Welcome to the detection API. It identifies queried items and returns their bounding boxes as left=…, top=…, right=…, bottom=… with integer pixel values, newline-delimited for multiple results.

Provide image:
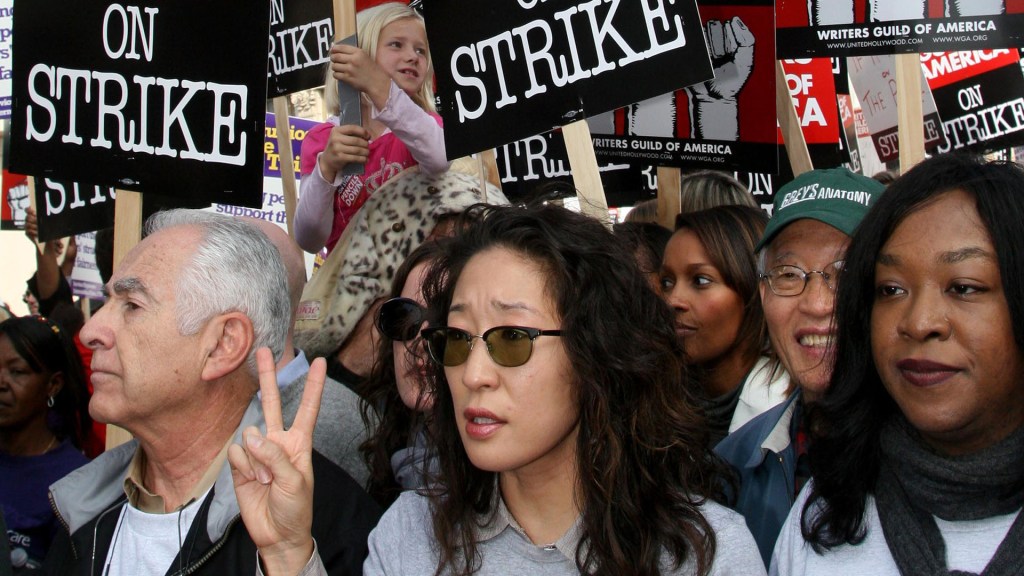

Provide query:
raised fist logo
left=685, top=17, right=755, bottom=141
left=7, top=183, right=29, bottom=228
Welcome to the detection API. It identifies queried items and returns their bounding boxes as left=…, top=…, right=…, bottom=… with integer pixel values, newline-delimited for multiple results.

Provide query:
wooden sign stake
left=775, top=60, right=813, bottom=177
left=562, top=120, right=610, bottom=228
left=105, top=189, right=143, bottom=449
left=477, top=148, right=503, bottom=197
left=334, top=0, right=356, bottom=42
left=656, top=167, right=681, bottom=229
left=272, top=97, right=299, bottom=237
left=895, top=53, right=925, bottom=172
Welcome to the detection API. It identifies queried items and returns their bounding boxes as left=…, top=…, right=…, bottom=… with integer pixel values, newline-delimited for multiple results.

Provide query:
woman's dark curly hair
left=357, top=241, right=444, bottom=506
left=421, top=203, right=732, bottom=576
left=1, top=315, right=93, bottom=449
left=802, top=154, right=1024, bottom=550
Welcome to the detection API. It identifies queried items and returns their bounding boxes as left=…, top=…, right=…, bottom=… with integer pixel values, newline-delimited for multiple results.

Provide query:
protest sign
left=25, top=114, right=309, bottom=243
left=922, top=49, right=1024, bottom=153
left=211, top=113, right=314, bottom=222
left=32, top=180, right=208, bottom=243
left=423, top=0, right=713, bottom=159
left=734, top=169, right=783, bottom=213
left=0, top=0, right=11, bottom=119
left=1, top=168, right=27, bottom=230
left=849, top=54, right=945, bottom=163
left=776, top=0, right=1024, bottom=58
left=268, top=0, right=335, bottom=96
left=837, top=93, right=863, bottom=173
left=832, top=57, right=861, bottom=171
left=208, top=113, right=318, bottom=275
left=586, top=0, right=777, bottom=173
left=34, top=180, right=116, bottom=242
left=781, top=58, right=846, bottom=167
left=9, top=0, right=270, bottom=207
left=496, top=130, right=657, bottom=208
left=70, top=231, right=105, bottom=301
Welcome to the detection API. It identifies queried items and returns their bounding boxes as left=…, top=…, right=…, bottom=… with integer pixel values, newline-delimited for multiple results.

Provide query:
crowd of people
left=2, top=3, right=1023, bottom=576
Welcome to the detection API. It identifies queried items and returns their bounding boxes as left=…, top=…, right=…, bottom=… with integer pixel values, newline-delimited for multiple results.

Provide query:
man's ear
left=200, top=312, right=254, bottom=381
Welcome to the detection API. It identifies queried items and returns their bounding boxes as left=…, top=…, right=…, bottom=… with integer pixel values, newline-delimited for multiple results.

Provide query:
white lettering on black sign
left=24, top=4, right=248, bottom=167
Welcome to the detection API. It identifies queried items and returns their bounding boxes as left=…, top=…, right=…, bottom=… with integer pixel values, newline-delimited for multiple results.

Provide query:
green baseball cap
left=756, top=168, right=885, bottom=251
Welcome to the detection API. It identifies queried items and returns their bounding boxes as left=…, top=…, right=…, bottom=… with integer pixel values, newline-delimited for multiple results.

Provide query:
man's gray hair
left=145, top=209, right=290, bottom=374
left=756, top=248, right=768, bottom=276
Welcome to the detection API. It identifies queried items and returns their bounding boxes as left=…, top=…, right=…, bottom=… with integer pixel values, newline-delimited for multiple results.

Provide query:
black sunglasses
left=375, top=297, right=426, bottom=342
left=421, top=326, right=562, bottom=368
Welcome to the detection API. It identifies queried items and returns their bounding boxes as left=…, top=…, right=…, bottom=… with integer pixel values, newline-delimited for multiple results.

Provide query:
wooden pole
left=562, top=120, right=610, bottom=227
left=477, top=148, right=503, bottom=193
left=656, top=167, right=681, bottom=229
left=895, top=53, right=926, bottom=172
left=775, top=60, right=813, bottom=176
left=104, top=189, right=143, bottom=450
left=26, top=177, right=44, bottom=254
left=272, top=97, right=298, bottom=237
left=334, top=0, right=356, bottom=38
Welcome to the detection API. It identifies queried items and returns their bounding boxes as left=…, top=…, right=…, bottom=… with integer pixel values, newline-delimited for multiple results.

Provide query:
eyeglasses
left=421, top=326, right=562, bottom=368
left=760, top=260, right=844, bottom=297
left=375, top=297, right=426, bottom=342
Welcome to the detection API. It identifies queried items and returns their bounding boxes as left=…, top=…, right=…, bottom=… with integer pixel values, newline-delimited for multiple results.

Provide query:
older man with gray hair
left=45, top=209, right=380, bottom=575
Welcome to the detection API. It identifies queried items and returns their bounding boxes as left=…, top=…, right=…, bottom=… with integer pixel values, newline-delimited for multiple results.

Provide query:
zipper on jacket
left=778, top=454, right=796, bottom=505
left=174, top=514, right=241, bottom=575
left=48, top=491, right=78, bottom=560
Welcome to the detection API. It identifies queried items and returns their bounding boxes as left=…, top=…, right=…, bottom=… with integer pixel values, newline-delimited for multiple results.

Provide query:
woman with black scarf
left=771, top=153, right=1024, bottom=576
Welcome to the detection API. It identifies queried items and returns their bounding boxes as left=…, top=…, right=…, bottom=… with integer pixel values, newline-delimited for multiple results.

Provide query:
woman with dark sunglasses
left=358, top=241, right=444, bottom=506
left=363, top=203, right=764, bottom=575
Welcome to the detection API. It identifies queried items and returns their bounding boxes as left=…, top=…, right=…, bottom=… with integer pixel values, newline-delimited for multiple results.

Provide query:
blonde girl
left=294, top=3, right=448, bottom=254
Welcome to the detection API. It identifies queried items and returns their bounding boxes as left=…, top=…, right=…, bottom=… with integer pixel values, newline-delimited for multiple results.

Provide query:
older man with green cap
left=715, top=167, right=886, bottom=567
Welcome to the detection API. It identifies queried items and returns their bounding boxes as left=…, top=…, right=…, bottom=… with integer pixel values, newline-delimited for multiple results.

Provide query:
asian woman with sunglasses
left=363, top=203, right=764, bottom=575
left=358, top=241, right=444, bottom=506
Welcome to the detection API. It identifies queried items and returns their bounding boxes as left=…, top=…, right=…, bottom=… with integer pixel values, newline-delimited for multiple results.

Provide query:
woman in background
left=660, top=206, right=787, bottom=446
left=359, top=242, right=442, bottom=505
left=0, top=316, right=91, bottom=570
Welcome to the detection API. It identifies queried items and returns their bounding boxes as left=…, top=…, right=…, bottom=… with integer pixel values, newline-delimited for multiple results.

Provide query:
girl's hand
left=330, top=43, right=391, bottom=110
left=318, top=124, right=370, bottom=182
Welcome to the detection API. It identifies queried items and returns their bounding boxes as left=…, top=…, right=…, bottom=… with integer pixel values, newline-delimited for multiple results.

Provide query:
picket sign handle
left=562, top=120, right=610, bottom=228
left=26, top=177, right=45, bottom=255
left=895, top=53, right=926, bottom=172
left=272, top=97, right=299, bottom=237
left=476, top=148, right=503, bottom=203
left=775, top=60, right=813, bottom=177
left=104, top=189, right=143, bottom=450
left=656, top=167, right=681, bottom=230
left=335, top=0, right=356, bottom=38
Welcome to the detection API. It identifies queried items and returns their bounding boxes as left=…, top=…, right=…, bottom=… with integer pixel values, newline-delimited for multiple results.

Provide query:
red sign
left=781, top=58, right=841, bottom=144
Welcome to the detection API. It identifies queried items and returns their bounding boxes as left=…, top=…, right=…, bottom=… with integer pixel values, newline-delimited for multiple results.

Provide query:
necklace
left=38, top=436, right=57, bottom=455
left=0, top=435, right=57, bottom=457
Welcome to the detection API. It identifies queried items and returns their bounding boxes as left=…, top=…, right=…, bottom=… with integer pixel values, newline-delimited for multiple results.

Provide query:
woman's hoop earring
left=47, top=395, right=55, bottom=408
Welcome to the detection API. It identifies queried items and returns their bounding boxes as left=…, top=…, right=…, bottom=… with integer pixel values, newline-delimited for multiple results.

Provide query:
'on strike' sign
left=9, top=1, right=269, bottom=208
left=424, top=0, right=713, bottom=159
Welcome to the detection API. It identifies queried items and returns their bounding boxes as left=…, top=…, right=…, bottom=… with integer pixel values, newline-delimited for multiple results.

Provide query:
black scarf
left=700, top=380, right=743, bottom=448
left=875, top=415, right=1024, bottom=576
